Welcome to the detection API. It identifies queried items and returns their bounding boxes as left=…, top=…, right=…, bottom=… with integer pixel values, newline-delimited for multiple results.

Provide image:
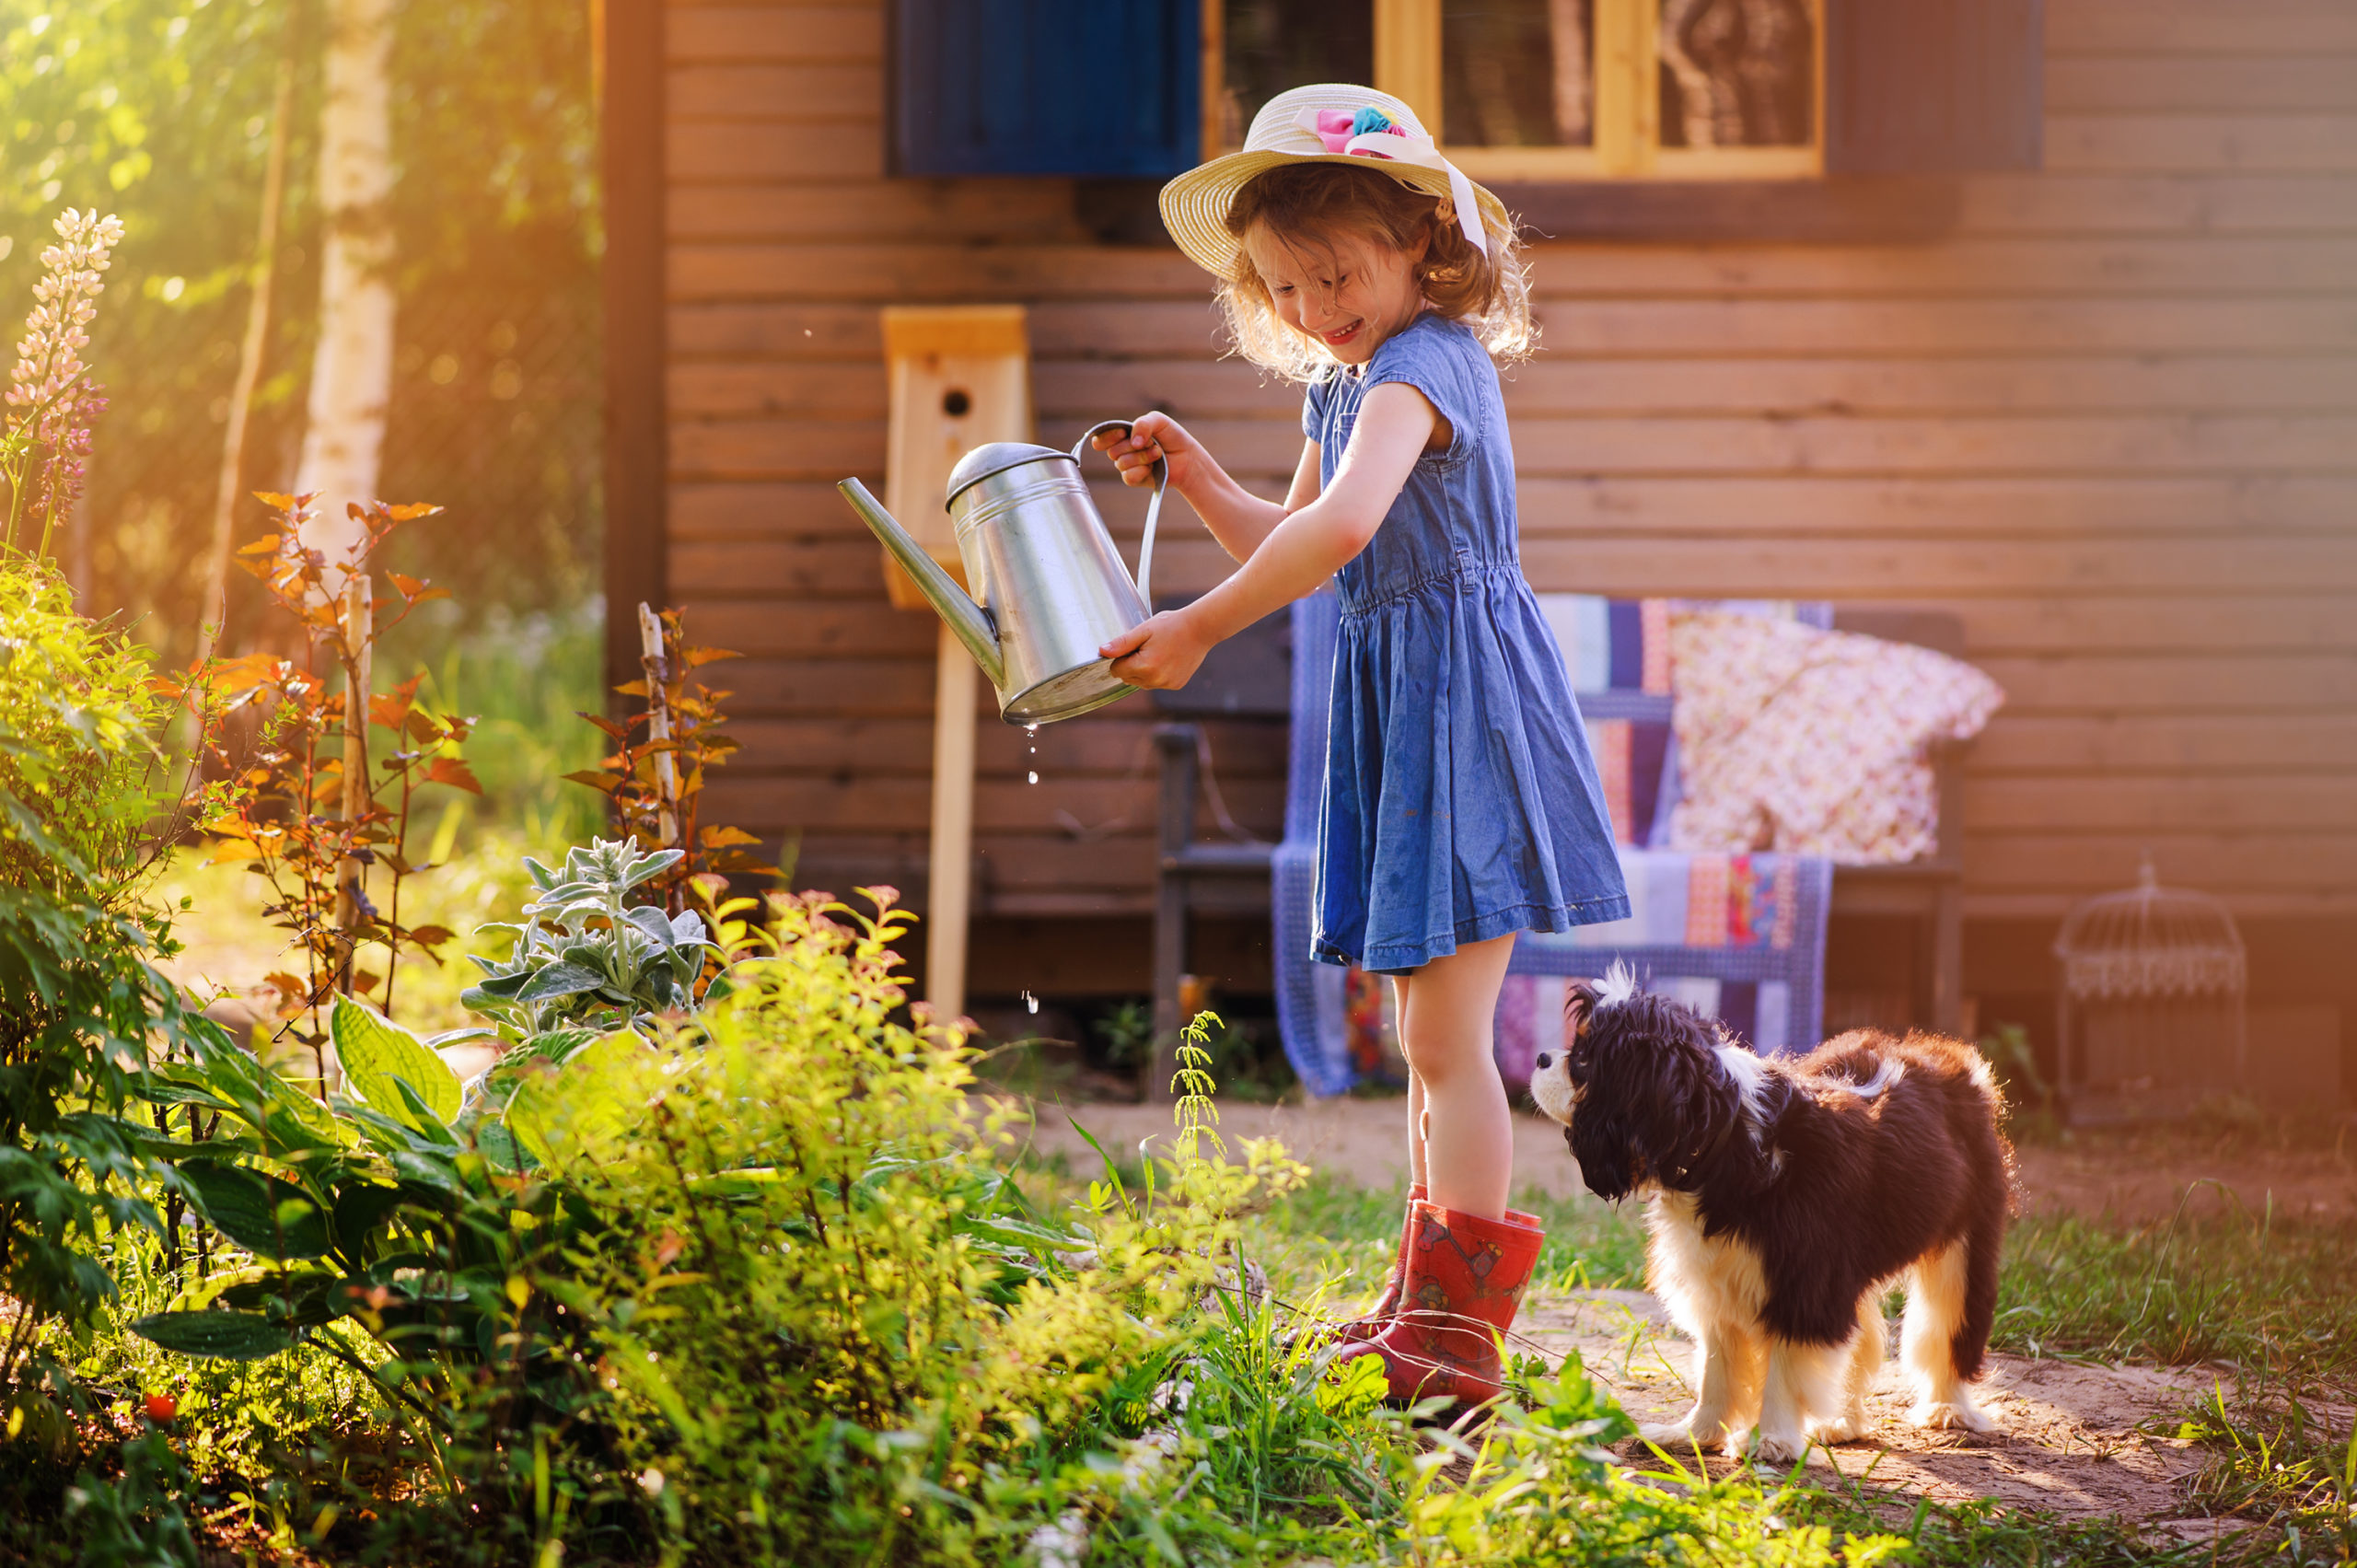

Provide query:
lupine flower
left=6, top=208, right=122, bottom=419
left=5, top=208, right=122, bottom=547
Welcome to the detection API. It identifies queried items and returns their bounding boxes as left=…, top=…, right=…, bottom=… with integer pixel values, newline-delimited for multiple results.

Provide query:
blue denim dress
left=1306, top=314, right=1630, bottom=972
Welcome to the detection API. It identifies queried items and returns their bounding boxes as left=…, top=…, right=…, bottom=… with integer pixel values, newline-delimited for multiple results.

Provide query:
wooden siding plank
left=1971, top=654, right=2357, bottom=713
left=668, top=64, right=877, bottom=120
left=1529, top=299, right=2357, bottom=356
left=719, top=714, right=1286, bottom=776
left=2046, top=2, right=2357, bottom=57
left=1504, top=412, right=2357, bottom=477
left=2046, top=56, right=2357, bottom=115
left=1956, top=174, right=2357, bottom=237
left=1969, top=714, right=2357, bottom=773
left=668, top=236, right=2357, bottom=302
left=1843, top=595, right=2357, bottom=656
left=1967, top=776, right=2357, bottom=830
left=1963, top=835, right=2357, bottom=899
left=700, top=776, right=1285, bottom=834
left=668, top=180, right=1085, bottom=242
left=1515, top=538, right=2357, bottom=596
left=668, top=296, right=2357, bottom=361
left=1039, top=354, right=2357, bottom=421
left=1504, top=476, right=2357, bottom=537
left=668, top=122, right=882, bottom=181
left=1008, top=411, right=2357, bottom=483
left=666, top=6, right=879, bottom=64
left=2042, top=114, right=2357, bottom=176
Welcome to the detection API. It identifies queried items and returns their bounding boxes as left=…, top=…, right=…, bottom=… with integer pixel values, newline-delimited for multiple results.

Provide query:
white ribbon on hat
left=1295, top=110, right=1490, bottom=258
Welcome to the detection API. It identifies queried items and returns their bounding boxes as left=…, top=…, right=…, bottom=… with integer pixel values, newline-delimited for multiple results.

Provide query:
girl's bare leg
left=1389, top=933, right=1516, bottom=1220
left=1400, top=1040, right=1428, bottom=1190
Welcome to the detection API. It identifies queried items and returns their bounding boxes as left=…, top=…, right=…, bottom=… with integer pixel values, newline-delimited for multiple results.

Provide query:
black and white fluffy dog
left=1527, top=965, right=2013, bottom=1462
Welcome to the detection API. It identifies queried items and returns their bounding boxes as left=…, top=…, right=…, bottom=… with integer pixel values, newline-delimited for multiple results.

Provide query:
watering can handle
left=1074, top=419, right=1167, bottom=607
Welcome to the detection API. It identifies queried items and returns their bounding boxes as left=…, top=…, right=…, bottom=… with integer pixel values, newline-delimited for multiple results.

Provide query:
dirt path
left=1516, top=1289, right=2224, bottom=1534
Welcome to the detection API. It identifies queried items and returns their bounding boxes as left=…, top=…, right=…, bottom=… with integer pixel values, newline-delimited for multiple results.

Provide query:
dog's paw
left=1637, top=1420, right=1698, bottom=1447
left=1909, top=1399, right=1994, bottom=1434
left=1751, top=1429, right=1810, bottom=1465
left=1806, top=1410, right=1867, bottom=1444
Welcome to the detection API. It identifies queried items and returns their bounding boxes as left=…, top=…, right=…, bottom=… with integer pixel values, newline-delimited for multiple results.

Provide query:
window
left=1209, top=0, right=1825, bottom=180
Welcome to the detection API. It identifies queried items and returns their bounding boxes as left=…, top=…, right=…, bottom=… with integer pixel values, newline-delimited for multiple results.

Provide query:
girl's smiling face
left=1243, top=220, right=1429, bottom=366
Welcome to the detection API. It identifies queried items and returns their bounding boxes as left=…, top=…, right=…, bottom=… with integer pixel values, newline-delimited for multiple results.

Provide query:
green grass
left=1993, top=1202, right=2357, bottom=1386
left=1019, top=1137, right=2357, bottom=1567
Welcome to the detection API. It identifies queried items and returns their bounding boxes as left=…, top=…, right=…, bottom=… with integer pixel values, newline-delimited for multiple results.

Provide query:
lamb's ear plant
left=458, top=838, right=717, bottom=1113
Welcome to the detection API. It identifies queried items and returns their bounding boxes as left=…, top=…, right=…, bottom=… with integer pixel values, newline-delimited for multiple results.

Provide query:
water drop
left=1027, top=770, right=1039, bottom=785
left=1024, top=991, right=1039, bottom=1015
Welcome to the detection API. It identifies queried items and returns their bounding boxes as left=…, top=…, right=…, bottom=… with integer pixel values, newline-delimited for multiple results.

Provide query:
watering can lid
left=945, top=441, right=1074, bottom=508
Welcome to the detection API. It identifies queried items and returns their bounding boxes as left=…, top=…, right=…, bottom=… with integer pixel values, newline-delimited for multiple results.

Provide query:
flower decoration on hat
left=1309, top=106, right=1409, bottom=156
left=1292, top=104, right=1490, bottom=259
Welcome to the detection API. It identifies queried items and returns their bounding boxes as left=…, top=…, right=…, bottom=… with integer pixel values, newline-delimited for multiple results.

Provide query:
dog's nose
left=1534, top=1052, right=1551, bottom=1071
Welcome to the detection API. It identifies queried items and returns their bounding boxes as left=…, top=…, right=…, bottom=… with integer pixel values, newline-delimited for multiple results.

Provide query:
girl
left=1095, top=85, right=1631, bottom=1409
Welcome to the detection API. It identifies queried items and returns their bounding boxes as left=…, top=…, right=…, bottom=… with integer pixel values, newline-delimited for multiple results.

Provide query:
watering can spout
left=837, top=479, right=1005, bottom=688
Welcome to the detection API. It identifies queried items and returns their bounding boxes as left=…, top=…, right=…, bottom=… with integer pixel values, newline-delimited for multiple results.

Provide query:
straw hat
left=1159, top=83, right=1511, bottom=277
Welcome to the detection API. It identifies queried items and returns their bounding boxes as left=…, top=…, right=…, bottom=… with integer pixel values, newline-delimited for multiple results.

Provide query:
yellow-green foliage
left=515, top=890, right=1294, bottom=1564
left=0, top=557, right=192, bottom=1397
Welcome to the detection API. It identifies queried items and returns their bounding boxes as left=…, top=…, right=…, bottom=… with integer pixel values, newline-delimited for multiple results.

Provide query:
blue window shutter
left=894, top=0, right=1202, bottom=178
left=1825, top=0, right=2043, bottom=174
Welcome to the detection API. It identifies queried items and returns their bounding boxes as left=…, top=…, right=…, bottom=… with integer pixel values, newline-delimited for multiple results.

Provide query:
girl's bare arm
left=1100, top=383, right=1434, bottom=689
left=1093, top=414, right=1319, bottom=563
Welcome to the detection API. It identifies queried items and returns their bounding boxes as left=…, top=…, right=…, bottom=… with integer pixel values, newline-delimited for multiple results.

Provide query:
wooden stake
left=637, top=601, right=679, bottom=848
left=331, top=570, right=371, bottom=1083
left=926, top=622, right=976, bottom=1023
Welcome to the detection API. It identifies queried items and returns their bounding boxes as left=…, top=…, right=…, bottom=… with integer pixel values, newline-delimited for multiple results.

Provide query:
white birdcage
left=2053, top=855, right=2247, bottom=1121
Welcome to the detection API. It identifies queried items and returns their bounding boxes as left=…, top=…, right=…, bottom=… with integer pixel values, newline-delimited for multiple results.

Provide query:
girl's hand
left=1091, top=412, right=1203, bottom=494
left=1100, top=609, right=1211, bottom=691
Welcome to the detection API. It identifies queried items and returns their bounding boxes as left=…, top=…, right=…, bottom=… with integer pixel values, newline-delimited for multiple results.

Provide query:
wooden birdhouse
left=880, top=305, right=1031, bottom=610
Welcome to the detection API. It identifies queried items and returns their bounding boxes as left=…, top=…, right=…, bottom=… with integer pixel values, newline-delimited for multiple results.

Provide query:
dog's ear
left=1564, top=980, right=1597, bottom=1040
left=1638, top=1014, right=1741, bottom=1190
left=1564, top=1005, right=1642, bottom=1200
left=1567, top=1098, right=1638, bottom=1202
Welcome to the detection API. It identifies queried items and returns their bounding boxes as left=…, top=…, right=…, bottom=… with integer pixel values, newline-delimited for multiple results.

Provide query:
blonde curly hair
left=1213, top=161, right=1535, bottom=383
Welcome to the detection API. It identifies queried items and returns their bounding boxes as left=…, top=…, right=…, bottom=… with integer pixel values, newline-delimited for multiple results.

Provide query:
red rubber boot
left=1334, top=1202, right=1546, bottom=1411
left=1330, top=1187, right=1543, bottom=1345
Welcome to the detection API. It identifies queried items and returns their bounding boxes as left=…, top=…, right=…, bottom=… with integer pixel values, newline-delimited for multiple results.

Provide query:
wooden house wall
left=656, top=0, right=2357, bottom=952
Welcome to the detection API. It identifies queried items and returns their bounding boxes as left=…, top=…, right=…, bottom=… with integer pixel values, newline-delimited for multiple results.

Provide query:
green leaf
left=395, top=1078, right=459, bottom=1146
left=621, top=849, right=684, bottom=889
left=332, top=998, right=461, bottom=1131
left=504, top=1029, right=641, bottom=1170
left=131, top=1310, right=295, bottom=1361
left=175, top=1160, right=330, bottom=1260
left=515, top=961, right=604, bottom=1005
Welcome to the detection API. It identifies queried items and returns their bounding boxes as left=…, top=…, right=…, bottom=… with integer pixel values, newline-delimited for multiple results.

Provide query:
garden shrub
left=514, top=889, right=1295, bottom=1566
left=0, top=556, right=195, bottom=1409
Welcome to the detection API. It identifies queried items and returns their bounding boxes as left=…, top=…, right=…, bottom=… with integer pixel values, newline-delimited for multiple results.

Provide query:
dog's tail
left=1950, top=1136, right=2010, bottom=1381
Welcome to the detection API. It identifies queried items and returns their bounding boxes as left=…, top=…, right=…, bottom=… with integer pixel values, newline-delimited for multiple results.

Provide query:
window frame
left=1203, top=0, right=1827, bottom=180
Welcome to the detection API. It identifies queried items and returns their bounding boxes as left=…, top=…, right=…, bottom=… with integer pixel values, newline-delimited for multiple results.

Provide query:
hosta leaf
left=331, top=999, right=462, bottom=1131
left=516, top=962, right=604, bottom=1005
left=131, top=1310, right=295, bottom=1361
left=175, top=1161, right=330, bottom=1260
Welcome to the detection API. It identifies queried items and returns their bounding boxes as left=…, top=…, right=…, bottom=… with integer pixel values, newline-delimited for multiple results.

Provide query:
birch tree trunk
left=296, top=0, right=397, bottom=583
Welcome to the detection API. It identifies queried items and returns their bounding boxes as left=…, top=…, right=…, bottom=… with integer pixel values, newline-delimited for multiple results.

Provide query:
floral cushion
left=1666, top=610, right=2003, bottom=865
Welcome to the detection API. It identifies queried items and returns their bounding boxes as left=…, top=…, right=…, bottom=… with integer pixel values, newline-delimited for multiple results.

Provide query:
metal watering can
left=837, top=420, right=1166, bottom=725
